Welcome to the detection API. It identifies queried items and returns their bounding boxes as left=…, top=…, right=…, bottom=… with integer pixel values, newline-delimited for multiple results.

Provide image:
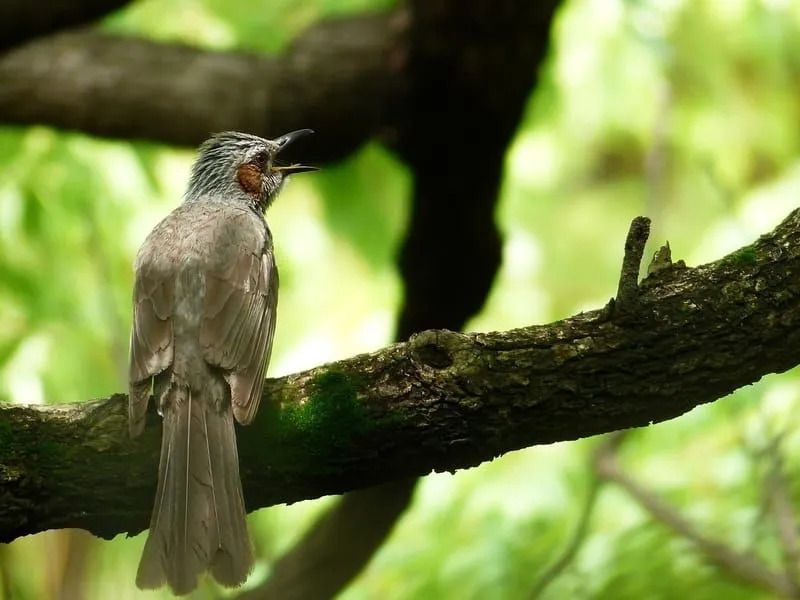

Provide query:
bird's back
left=134, top=201, right=268, bottom=389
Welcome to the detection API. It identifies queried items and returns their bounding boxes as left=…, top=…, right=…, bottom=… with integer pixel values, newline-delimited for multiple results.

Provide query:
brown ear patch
left=236, top=163, right=261, bottom=198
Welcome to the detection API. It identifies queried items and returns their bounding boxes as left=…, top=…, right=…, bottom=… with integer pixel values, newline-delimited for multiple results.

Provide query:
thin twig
left=763, top=432, right=800, bottom=597
left=529, top=468, right=604, bottom=598
left=615, top=216, right=651, bottom=314
left=595, top=433, right=794, bottom=597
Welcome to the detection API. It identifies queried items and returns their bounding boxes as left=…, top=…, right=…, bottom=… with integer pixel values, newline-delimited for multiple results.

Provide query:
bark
left=2, top=208, right=799, bottom=543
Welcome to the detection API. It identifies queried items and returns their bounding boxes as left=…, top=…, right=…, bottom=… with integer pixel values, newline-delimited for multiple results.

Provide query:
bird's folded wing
left=129, top=254, right=175, bottom=435
left=201, top=243, right=277, bottom=426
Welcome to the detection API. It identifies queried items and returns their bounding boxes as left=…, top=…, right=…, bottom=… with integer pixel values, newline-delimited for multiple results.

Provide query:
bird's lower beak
left=273, top=129, right=318, bottom=174
left=272, top=164, right=319, bottom=174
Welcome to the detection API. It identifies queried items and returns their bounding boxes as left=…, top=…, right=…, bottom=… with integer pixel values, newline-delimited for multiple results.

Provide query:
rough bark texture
left=2, top=208, right=799, bottom=544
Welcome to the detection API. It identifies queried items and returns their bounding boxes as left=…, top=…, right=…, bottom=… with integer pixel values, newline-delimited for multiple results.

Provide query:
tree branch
left=393, top=0, right=561, bottom=334
left=529, top=466, right=603, bottom=598
left=2, top=209, right=800, bottom=543
left=0, top=13, right=404, bottom=159
left=763, top=432, right=800, bottom=596
left=614, top=216, right=651, bottom=314
left=595, top=432, right=795, bottom=597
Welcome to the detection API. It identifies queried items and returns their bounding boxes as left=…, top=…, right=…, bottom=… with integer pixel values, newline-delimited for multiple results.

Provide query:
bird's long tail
left=136, top=381, right=253, bottom=595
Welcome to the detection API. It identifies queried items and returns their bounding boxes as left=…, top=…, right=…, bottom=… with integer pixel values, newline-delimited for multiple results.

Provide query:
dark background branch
left=0, top=0, right=132, bottom=52
left=394, top=0, right=561, bottom=334
left=529, top=468, right=602, bottom=598
left=2, top=208, right=799, bottom=545
left=0, top=13, right=402, bottom=160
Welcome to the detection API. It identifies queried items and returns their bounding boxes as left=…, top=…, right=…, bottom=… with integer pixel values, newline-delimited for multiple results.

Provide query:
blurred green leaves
left=314, top=143, right=410, bottom=272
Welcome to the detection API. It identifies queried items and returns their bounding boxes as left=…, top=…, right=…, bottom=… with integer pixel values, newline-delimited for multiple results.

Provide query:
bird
left=128, top=130, right=316, bottom=595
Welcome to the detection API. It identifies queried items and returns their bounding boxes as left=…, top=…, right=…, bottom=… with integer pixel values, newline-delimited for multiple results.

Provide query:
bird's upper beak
left=272, top=129, right=318, bottom=174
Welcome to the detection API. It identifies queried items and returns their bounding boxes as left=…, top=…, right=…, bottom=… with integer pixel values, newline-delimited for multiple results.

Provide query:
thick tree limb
left=0, top=14, right=403, bottom=160
left=2, top=208, right=799, bottom=543
left=0, top=0, right=132, bottom=52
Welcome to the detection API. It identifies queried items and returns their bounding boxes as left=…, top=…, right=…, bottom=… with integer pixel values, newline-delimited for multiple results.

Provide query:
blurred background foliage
left=1, top=0, right=800, bottom=598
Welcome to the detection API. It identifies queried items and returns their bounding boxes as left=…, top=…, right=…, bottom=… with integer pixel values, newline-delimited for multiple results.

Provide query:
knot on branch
left=408, top=329, right=460, bottom=369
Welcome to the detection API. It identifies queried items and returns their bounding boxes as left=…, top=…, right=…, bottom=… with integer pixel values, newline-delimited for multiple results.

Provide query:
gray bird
left=128, top=130, right=316, bottom=595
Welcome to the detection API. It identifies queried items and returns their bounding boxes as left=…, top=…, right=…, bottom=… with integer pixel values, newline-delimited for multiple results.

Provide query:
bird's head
left=185, top=130, right=317, bottom=211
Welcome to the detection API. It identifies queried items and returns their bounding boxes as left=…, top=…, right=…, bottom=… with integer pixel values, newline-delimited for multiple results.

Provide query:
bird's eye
left=252, top=150, right=269, bottom=169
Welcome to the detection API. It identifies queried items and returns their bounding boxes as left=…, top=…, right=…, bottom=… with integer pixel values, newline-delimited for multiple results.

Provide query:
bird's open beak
left=273, top=129, right=318, bottom=174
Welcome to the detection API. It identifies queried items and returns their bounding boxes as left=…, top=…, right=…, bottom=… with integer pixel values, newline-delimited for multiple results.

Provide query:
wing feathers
left=129, top=269, right=175, bottom=436
left=202, top=249, right=277, bottom=425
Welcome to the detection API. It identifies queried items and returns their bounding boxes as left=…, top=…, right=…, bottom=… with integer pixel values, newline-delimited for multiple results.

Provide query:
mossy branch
left=2, top=209, right=800, bottom=543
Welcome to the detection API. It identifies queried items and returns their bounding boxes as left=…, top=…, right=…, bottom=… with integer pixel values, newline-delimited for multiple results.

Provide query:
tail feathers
left=136, top=383, right=253, bottom=595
